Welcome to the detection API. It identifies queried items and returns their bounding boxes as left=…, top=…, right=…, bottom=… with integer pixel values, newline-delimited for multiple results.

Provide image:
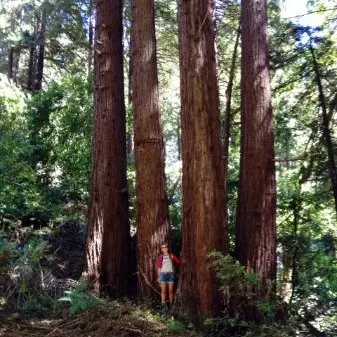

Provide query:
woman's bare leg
left=168, top=283, right=174, bottom=305
left=160, top=283, right=167, bottom=304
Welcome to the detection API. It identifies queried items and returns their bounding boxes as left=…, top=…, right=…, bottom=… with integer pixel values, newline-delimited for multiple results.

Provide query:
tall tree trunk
left=86, top=0, right=130, bottom=298
left=309, top=43, right=337, bottom=216
left=126, top=132, right=133, bottom=156
left=27, top=43, right=36, bottom=91
left=12, top=48, right=20, bottom=84
left=130, top=0, right=169, bottom=299
left=175, top=0, right=227, bottom=324
left=34, top=12, right=46, bottom=91
left=235, top=0, right=276, bottom=295
left=8, top=48, right=14, bottom=80
left=27, top=18, right=38, bottom=92
left=280, top=245, right=293, bottom=301
left=8, top=9, right=18, bottom=82
left=289, top=194, right=301, bottom=304
left=11, top=7, right=22, bottom=84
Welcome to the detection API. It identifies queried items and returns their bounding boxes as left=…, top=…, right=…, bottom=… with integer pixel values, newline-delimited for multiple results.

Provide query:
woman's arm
left=171, top=253, right=181, bottom=265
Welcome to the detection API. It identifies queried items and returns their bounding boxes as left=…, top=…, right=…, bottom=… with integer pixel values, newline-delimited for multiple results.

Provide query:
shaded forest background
left=0, top=0, right=336, bottom=336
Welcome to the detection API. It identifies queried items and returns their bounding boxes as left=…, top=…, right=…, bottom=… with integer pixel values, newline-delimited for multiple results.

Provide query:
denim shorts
left=160, top=272, right=175, bottom=284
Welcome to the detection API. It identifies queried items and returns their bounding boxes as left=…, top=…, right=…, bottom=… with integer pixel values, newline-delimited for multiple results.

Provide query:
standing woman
left=157, top=242, right=180, bottom=309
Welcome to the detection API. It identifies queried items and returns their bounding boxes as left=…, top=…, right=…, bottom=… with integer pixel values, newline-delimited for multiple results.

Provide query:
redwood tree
left=235, top=0, right=276, bottom=293
left=130, top=0, right=169, bottom=298
left=175, top=0, right=227, bottom=323
left=86, top=0, right=130, bottom=297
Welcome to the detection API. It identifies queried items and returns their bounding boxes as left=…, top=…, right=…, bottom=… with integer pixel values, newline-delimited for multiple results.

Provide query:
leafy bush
left=166, top=317, right=185, bottom=332
left=206, top=252, right=294, bottom=337
left=22, top=294, right=58, bottom=316
left=59, top=277, right=116, bottom=316
left=1, top=234, right=116, bottom=318
left=0, top=76, right=43, bottom=223
left=0, top=235, right=54, bottom=313
left=59, top=277, right=96, bottom=315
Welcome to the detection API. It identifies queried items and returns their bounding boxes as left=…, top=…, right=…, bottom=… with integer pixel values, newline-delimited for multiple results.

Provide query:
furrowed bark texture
left=235, top=0, right=277, bottom=290
left=130, top=0, right=169, bottom=299
left=176, top=0, right=227, bottom=323
left=86, top=0, right=130, bottom=297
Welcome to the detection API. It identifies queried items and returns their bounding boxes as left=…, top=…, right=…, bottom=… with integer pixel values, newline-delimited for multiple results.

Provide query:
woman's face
left=161, top=244, right=168, bottom=254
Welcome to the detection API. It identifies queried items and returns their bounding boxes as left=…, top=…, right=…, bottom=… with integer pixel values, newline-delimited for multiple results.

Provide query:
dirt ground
left=0, top=222, right=198, bottom=336
left=0, top=301, right=199, bottom=337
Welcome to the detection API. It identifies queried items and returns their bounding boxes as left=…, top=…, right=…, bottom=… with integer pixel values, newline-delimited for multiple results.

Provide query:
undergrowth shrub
left=60, top=277, right=96, bottom=315
left=206, top=252, right=294, bottom=337
left=0, top=234, right=61, bottom=316
left=1, top=230, right=116, bottom=317
left=59, top=277, right=117, bottom=315
left=166, top=317, right=185, bottom=333
left=22, top=294, right=58, bottom=316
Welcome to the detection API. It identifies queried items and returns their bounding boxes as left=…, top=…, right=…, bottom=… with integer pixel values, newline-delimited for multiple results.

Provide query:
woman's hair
left=160, top=242, right=172, bottom=262
left=160, top=242, right=170, bottom=255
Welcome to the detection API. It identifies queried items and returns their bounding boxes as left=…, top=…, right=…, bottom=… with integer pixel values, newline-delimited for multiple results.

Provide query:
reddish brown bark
left=235, top=0, right=276, bottom=292
left=175, top=0, right=227, bottom=324
left=86, top=0, right=130, bottom=297
left=130, top=0, right=169, bottom=299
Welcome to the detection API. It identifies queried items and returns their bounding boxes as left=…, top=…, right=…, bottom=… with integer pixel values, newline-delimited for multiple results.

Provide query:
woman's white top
left=161, top=255, right=173, bottom=273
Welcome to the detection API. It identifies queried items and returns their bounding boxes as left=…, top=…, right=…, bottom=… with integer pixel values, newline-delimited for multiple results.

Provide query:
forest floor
left=0, top=300, right=200, bottom=337
left=0, top=221, right=327, bottom=337
left=0, top=222, right=200, bottom=336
